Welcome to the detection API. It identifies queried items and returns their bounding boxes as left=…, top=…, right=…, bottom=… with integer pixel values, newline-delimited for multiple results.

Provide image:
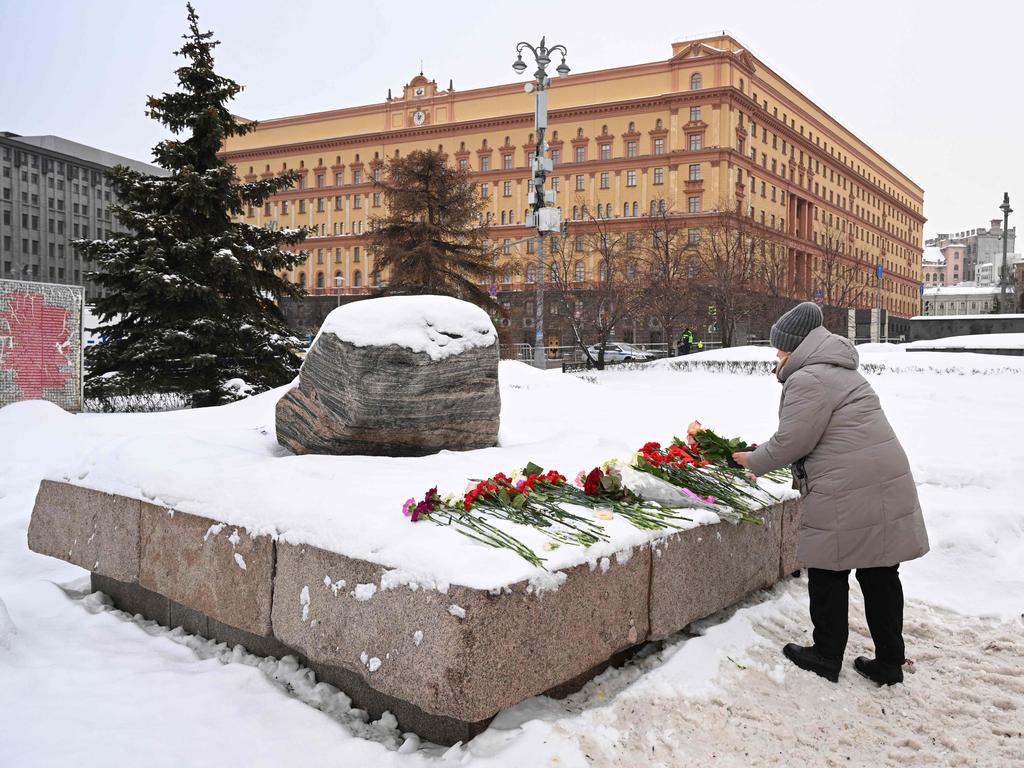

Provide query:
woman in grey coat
left=733, top=302, right=929, bottom=686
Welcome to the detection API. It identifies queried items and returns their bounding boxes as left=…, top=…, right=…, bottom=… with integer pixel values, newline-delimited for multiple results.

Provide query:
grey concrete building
left=926, top=220, right=1016, bottom=284
left=1, top=132, right=165, bottom=301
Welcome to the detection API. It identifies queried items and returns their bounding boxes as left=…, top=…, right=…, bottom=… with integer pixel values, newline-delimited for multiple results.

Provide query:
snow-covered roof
left=922, top=246, right=945, bottom=265
left=912, top=313, right=1024, bottom=320
left=942, top=243, right=966, bottom=249
left=906, top=333, right=1024, bottom=350
left=923, top=285, right=1001, bottom=296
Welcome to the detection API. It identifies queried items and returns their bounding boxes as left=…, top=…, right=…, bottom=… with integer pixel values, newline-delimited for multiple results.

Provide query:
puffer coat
left=747, top=327, right=929, bottom=570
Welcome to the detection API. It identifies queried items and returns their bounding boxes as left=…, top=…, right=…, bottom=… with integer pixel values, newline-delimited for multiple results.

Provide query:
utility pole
left=513, top=37, right=570, bottom=369
left=999, top=192, right=1013, bottom=314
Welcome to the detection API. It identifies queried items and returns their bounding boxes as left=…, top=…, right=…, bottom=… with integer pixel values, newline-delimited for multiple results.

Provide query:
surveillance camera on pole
left=512, top=36, right=570, bottom=369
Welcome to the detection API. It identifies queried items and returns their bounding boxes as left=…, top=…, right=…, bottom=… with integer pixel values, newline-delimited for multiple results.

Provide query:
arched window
left=626, top=260, right=637, bottom=279
left=373, top=271, right=381, bottom=288
left=624, top=202, right=630, bottom=217
left=632, top=202, right=639, bottom=217
left=334, top=270, right=343, bottom=288
left=572, top=205, right=579, bottom=220
left=298, top=272, right=307, bottom=288
left=526, top=263, right=536, bottom=283
left=316, top=272, right=325, bottom=288
left=690, top=72, right=702, bottom=90
left=509, top=209, right=514, bottom=223
left=501, top=211, right=507, bottom=225
left=739, top=77, right=745, bottom=92
left=550, top=262, right=558, bottom=282
left=353, top=270, right=362, bottom=288
left=577, top=127, right=584, bottom=138
left=688, top=256, right=700, bottom=278
left=574, top=260, right=585, bottom=282
left=628, top=121, right=636, bottom=132
left=650, top=200, right=657, bottom=216
left=605, top=203, right=612, bottom=218
left=599, top=260, right=608, bottom=281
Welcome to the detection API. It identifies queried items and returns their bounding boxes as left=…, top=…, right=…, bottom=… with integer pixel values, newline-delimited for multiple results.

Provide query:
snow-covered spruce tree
left=75, top=3, right=307, bottom=409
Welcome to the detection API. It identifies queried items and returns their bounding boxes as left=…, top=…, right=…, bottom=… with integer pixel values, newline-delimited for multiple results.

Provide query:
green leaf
left=524, top=462, right=544, bottom=476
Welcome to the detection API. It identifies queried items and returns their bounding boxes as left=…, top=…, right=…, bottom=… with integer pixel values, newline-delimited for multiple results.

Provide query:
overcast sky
left=1, top=0, right=1020, bottom=241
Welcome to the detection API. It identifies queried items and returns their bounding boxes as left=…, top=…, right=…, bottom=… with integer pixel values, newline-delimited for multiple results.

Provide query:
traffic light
left=560, top=220, right=569, bottom=240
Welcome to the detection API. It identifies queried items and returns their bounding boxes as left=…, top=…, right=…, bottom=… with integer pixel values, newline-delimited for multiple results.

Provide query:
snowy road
left=1, top=347, right=1022, bottom=767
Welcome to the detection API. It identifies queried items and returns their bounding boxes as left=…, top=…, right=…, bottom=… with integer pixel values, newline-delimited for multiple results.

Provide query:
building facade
left=921, top=242, right=966, bottom=286
left=0, top=133, right=164, bottom=302
left=921, top=284, right=1002, bottom=316
left=221, top=35, right=926, bottom=339
left=926, top=221, right=1015, bottom=284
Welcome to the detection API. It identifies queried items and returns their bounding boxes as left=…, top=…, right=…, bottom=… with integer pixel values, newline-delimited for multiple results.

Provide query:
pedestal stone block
left=648, top=505, right=783, bottom=640
left=139, top=504, right=275, bottom=637
left=28, top=480, right=140, bottom=581
left=271, top=542, right=651, bottom=723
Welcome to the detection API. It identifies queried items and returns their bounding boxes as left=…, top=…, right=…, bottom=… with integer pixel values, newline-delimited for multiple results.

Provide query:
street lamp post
left=335, top=274, right=344, bottom=308
left=998, top=192, right=1013, bottom=313
left=512, top=37, right=570, bottom=369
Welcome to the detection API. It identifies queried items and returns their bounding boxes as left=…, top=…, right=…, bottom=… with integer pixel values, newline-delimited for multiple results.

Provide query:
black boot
left=854, top=656, right=903, bottom=686
left=783, top=643, right=841, bottom=682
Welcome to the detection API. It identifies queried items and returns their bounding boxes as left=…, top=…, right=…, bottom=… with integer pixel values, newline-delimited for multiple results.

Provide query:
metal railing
left=500, top=340, right=731, bottom=369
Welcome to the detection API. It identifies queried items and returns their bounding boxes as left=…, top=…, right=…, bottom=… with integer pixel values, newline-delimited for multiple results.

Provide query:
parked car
left=586, top=342, right=654, bottom=362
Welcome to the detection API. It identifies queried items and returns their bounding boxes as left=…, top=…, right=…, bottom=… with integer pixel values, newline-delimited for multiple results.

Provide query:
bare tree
left=639, top=197, right=695, bottom=351
left=543, top=201, right=645, bottom=368
left=815, top=220, right=869, bottom=310
left=690, top=202, right=771, bottom=348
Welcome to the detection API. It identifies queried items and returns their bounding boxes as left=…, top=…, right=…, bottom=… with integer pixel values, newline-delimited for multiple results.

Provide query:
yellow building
left=221, top=34, right=925, bottom=319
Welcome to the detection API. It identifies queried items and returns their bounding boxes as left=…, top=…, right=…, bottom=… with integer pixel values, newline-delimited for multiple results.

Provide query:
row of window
left=1, top=260, right=83, bottom=282
left=0, top=147, right=109, bottom=187
left=2, top=228, right=109, bottom=254
left=296, top=269, right=377, bottom=290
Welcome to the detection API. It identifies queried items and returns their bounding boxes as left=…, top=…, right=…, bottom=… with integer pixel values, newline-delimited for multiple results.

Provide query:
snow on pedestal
left=276, top=295, right=500, bottom=456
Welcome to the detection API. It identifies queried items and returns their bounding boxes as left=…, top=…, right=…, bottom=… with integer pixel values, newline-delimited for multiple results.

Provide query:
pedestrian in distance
left=732, top=302, right=929, bottom=686
left=678, top=327, right=694, bottom=356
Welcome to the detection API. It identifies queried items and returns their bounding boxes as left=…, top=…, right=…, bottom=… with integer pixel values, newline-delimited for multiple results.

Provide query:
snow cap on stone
left=319, top=295, right=496, bottom=361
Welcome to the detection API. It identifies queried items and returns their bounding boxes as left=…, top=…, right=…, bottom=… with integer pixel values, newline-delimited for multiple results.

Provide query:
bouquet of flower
left=631, top=440, right=765, bottom=523
left=683, top=421, right=790, bottom=481
left=402, top=486, right=547, bottom=567
left=461, top=465, right=609, bottom=549
left=572, top=464, right=695, bottom=531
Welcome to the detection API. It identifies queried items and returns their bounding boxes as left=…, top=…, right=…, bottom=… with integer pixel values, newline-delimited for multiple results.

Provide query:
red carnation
left=583, top=467, right=603, bottom=496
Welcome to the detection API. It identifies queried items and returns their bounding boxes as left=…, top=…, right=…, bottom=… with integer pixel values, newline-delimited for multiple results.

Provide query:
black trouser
left=807, top=565, right=905, bottom=665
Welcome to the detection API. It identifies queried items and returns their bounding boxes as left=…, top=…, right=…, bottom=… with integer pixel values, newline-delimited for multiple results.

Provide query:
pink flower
left=402, top=498, right=416, bottom=517
left=574, top=470, right=587, bottom=489
left=680, top=487, right=715, bottom=505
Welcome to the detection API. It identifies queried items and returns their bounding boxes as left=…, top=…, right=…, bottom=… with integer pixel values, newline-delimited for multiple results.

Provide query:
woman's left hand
left=732, top=451, right=752, bottom=468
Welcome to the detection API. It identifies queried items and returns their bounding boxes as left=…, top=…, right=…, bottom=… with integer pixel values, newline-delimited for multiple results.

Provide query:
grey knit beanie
left=770, top=302, right=823, bottom=352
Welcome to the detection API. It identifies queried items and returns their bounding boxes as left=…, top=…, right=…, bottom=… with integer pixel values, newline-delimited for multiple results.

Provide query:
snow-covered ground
left=1, top=345, right=1022, bottom=766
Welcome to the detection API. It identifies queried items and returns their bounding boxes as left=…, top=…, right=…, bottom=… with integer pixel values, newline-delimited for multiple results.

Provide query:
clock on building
left=412, top=110, right=426, bottom=126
